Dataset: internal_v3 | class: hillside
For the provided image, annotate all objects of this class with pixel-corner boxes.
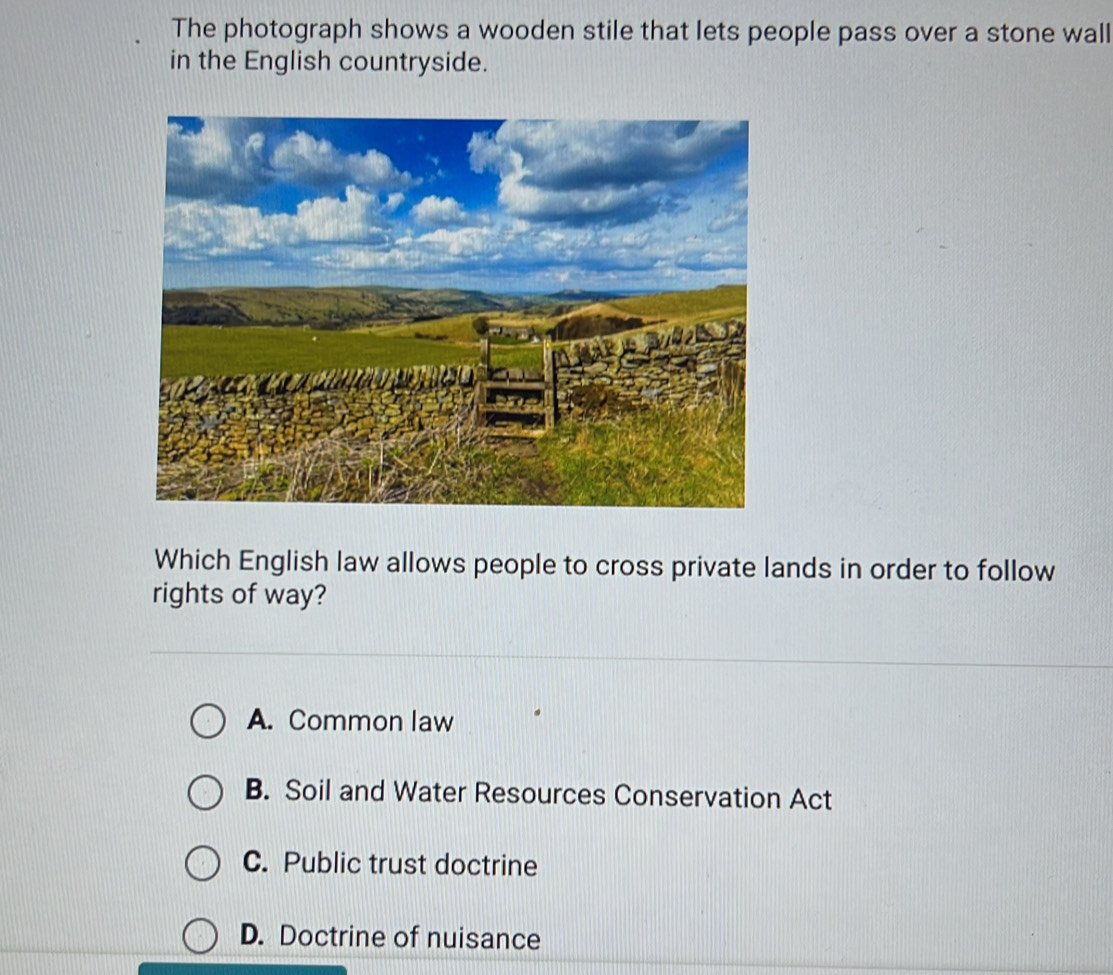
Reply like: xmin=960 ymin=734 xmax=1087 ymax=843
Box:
xmin=591 ymin=284 xmax=747 ymax=324
xmin=159 ymin=284 xmax=747 ymax=377
xmin=549 ymin=285 xmax=747 ymax=339
xmin=162 ymin=285 xmax=531 ymax=326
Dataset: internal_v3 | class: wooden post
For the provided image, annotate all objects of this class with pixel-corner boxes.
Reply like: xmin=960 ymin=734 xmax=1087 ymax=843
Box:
xmin=478 ymin=335 xmax=490 ymax=382
xmin=542 ymin=339 xmax=555 ymax=431
xmin=476 ymin=335 xmax=490 ymax=428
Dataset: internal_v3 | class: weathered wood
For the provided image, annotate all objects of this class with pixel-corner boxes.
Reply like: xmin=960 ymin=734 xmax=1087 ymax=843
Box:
xmin=482 ymin=380 xmax=548 ymax=392
xmin=542 ymin=339 xmax=555 ymax=430
xmin=478 ymin=337 xmax=490 ymax=379
xmin=481 ymin=403 xmax=548 ymax=416
xmin=475 ymin=336 xmax=557 ymax=436
xmin=485 ymin=426 xmax=546 ymax=439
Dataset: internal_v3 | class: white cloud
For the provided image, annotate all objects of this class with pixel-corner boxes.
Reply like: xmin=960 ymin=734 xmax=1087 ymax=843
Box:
xmin=166 ymin=120 xmax=419 ymax=205
xmin=164 ymin=200 xmax=269 ymax=256
xmin=290 ymin=188 xmax=384 ymax=241
xmin=166 ymin=118 xmax=270 ymax=200
xmin=468 ymin=120 xmax=747 ymax=225
xmin=707 ymin=170 xmax=748 ymax=232
xmin=313 ymin=247 xmax=420 ymax=271
xmin=411 ymin=195 xmax=467 ymax=226
xmin=416 ymin=226 xmax=495 ymax=257
xmin=502 ymin=178 xmax=666 ymax=225
xmin=314 ymin=226 xmax=500 ymax=274
xmin=708 ymin=200 xmax=748 ymax=233
xmin=164 ymin=186 xmax=388 ymax=256
xmin=164 ymin=119 xmax=747 ymax=289
xmin=270 ymin=131 xmax=416 ymax=190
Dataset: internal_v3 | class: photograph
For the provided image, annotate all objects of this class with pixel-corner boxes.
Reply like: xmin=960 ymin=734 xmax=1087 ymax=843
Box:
xmin=157 ymin=117 xmax=748 ymax=505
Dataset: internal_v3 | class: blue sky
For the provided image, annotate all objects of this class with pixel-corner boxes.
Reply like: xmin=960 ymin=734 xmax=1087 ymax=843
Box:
xmin=163 ymin=117 xmax=748 ymax=293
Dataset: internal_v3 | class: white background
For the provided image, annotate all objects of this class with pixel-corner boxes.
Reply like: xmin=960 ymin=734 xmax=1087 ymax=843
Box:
xmin=1 ymin=1 xmax=1111 ymax=972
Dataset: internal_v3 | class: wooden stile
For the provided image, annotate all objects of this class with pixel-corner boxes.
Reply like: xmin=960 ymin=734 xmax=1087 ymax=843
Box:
xmin=474 ymin=337 xmax=555 ymax=438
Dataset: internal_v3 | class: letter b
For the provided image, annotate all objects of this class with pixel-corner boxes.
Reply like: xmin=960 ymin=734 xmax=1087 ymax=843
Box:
xmin=246 ymin=777 xmax=264 ymax=800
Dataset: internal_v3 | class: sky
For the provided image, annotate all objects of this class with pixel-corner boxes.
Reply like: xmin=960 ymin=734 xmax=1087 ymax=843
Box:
xmin=163 ymin=117 xmax=748 ymax=293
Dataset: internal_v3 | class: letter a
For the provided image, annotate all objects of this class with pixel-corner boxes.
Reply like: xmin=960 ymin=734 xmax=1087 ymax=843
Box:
xmin=247 ymin=707 xmax=270 ymax=730
xmin=457 ymin=23 xmax=470 ymax=38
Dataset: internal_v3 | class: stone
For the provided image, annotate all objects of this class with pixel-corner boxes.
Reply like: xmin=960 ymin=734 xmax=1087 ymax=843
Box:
xmin=157 ymin=322 xmax=746 ymax=465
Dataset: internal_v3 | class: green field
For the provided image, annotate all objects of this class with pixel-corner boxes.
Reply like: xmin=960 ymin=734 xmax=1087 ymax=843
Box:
xmin=158 ymin=283 xmax=747 ymax=505
xmin=537 ymin=402 xmax=745 ymax=506
xmin=159 ymin=284 xmax=746 ymax=379
xmin=160 ymin=326 xmax=475 ymax=377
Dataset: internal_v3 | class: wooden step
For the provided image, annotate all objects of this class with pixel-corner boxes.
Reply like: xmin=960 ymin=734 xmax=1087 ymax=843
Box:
xmin=478 ymin=403 xmax=548 ymax=416
xmin=474 ymin=345 xmax=555 ymax=435
xmin=486 ymin=426 xmax=547 ymax=439
xmin=481 ymin=380 xmax=547 ymax=392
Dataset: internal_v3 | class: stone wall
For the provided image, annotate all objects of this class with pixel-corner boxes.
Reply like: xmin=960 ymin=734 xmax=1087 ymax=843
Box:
xmin=554 ymin=320 xmax=745 ymax=420
xmin=158 ymin=364 xmax=474 ymax=465
xmin=158 ymin=320 xmax=745 ymax=465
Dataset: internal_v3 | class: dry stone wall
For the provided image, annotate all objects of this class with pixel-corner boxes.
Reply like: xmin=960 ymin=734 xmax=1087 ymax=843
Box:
xmin=157 ymin=320 xmax=745 ymax=465
xmin=554 ymin=320 xmax=745 ymax=420
xmin=158 ymin=364 xmax=474 ymax=465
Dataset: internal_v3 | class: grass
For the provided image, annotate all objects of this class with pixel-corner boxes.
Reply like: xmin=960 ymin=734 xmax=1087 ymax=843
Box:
xmin=486 ymin=345 xmax=545 ymax=370
xmin=160 ymin=326 xmax=476 ymax=378
xmin=157 ymin=400 xmax=744 ymax=506
xmin=539 ymin=402 xmax=745 ymax=506
xmin=162 ymin=324 xmax=548 ymax=378
xmin=612 ymin=283 xmax=747 ymax=317
xmin=375 ymin=314 xmax=481 ymax=342
xmin=160 ymin=285 xmax=746 ymax=379
xmin=159 ymin=283 xmax=747 ymax=378
xmin=571 ymin=285 xmax=747 ymax=329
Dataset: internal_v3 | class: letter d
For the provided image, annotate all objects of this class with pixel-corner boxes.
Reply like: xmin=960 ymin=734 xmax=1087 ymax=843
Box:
xmin=241 ymin=922 xmax=260 ymax=945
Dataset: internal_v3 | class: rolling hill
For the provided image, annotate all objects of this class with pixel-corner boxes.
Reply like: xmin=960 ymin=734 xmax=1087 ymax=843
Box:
xmin=162 ymin=285 xmax=533 ymax=327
